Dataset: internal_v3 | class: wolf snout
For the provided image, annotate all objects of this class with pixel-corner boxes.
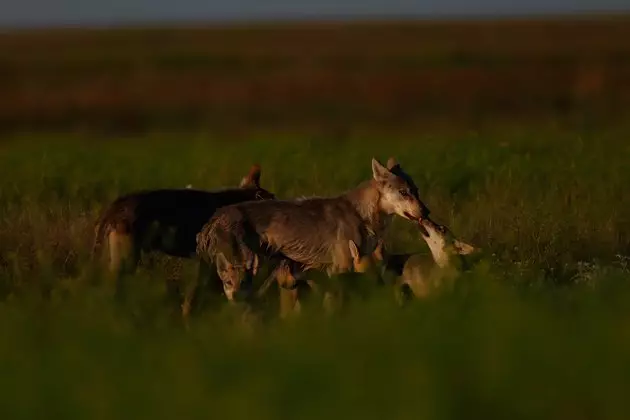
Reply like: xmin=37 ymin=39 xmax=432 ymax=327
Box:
xmin=231 ymin=288 xmax=253 ymax=303
xmin=404 ymin=205 xmax=429 ymax=222
xmin=414 ymin=203 xmax=431 ymax=221
xmin=228 ymin=279 xmax=254 ymax=302
xmin=403 ymin=211 xmax=418 ymax=221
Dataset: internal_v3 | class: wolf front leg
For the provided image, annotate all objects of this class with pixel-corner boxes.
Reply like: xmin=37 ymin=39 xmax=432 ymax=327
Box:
xmin=275 ymin=263 xmax=302 ymax=319
xmin=180 ymin=258 xmax=224 ymax=323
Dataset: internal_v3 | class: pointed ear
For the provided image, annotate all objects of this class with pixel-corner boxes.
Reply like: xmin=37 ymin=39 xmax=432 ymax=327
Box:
xmin=372 ymin=239 xmax=385 ymax=262
xmin=240 ymin=164 xmax=261 ymax=188
xmin=348 ymin=240 xmax=360 ymax=261
xmin=371 ymin=158 xmax=392 ymax=183
xmin=250 ymin=254 xmax=259 ymax=276
xmin=215 ymin=252 xmax=231 ymax=272
xmin=454 ymin=240 xmax=476 ymax=255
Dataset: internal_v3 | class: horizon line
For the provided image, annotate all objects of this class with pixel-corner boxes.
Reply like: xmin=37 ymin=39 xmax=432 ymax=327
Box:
xmin=1 ymin=9 xmax=630 ymax=32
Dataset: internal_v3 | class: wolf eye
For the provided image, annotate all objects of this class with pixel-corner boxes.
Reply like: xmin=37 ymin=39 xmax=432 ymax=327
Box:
xmin=399 ymin=189 xmax=410 ymax=197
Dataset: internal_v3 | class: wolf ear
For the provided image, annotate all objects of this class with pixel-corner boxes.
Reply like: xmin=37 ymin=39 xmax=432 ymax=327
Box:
xmin=348 ymin=240 xmax=360 ymax=261
xmin=371 ymin=158 xmax=393 ymax=183
xmin=248 ymin=253 xmax=259 ymax=276
xmin=215 ymin=252 xmax=231 ymax=272
xmin=240 ymin=164 xmax=262 ymax=188
xmin=454 ymin=240 xmax=476 ymax=255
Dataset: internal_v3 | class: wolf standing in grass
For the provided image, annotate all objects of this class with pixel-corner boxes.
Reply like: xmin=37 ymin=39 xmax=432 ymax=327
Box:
xmin=361 ymin=217 xmax=477 ymax=302
xmin=398 ymin=217 xmax=476 ymax=299
xmin=196 ymin=157 xmax=431 ymax=316
xmin=91 ymin=164 xmax=275 ymax=311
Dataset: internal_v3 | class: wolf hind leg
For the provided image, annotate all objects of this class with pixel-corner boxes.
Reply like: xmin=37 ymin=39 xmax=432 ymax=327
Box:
xmin=181 ymin=259 xmax=206 ymax=322
xmin=107 ymin=231 xmax=140 ymax=301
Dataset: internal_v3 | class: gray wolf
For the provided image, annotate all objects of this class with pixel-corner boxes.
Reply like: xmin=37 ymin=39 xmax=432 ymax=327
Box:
xmin=370 ymin=217 xmax=477 ymax=302
xmin=196 ymin=157 xmax=431 ymax=316
xmin=91 ymin=164 xmax=275 ymax=308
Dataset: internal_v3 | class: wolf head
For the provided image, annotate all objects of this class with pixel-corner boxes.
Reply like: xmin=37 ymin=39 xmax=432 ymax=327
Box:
xmin=239 ymin=164 xmax=276 ymax=201
xmin=419 ymin=218 xmax=475 ymax=268
xmin=215 ymin=251 xmax=259 ymax=302
xmin=371 ymin=157 xmax=430 ymax=222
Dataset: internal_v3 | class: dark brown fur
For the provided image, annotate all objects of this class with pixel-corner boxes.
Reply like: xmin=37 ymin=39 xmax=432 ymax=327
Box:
xmin=91 ymin=164 xmax=275 ymax=316
xmin=94 ymin=186 xmax=272 ymax=259
xmin=92 ymin=164 xmax=273 ymax=264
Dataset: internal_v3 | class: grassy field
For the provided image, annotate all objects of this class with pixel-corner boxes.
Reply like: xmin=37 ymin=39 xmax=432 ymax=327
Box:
xmin=2 ymin=17 xmax=630 ymax=420
xmin=2 ymin=128 xmax=630 ymax=419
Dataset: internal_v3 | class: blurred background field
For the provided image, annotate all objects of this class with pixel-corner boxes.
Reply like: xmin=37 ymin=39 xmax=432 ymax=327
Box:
xmin=1 ymin=17 xmax=630 ymax=134
xmin=2 ymin=16 xmax=630 ymax=419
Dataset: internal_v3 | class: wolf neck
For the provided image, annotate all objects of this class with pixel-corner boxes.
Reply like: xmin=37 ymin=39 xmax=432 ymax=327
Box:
xmin=429 ymin=246 xmax=465 ymax=271
xmin=431 ymin=249 xmax=452 ymax=269
xmin=342 ymin=180 xmax=391 ymax=234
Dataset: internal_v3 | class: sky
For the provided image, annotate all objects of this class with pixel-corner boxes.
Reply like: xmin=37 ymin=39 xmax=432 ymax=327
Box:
xmin=1 ymin=0 xmax=629 ymax=28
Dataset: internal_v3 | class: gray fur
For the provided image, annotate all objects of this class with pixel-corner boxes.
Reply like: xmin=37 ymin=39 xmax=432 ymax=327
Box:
xmin=197 ymin=157 xmax=431 ymax=302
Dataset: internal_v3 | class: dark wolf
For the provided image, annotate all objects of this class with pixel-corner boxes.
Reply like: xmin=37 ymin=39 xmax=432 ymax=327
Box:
xmin=91 ymin=164 xmax=275 ymax=310
xmin=196 ymin=157 xmax=431 ymax=315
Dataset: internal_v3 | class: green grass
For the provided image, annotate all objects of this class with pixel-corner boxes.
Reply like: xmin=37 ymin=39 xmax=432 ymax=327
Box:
xmin=1 ymin=124 xmax=630 ymax=419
